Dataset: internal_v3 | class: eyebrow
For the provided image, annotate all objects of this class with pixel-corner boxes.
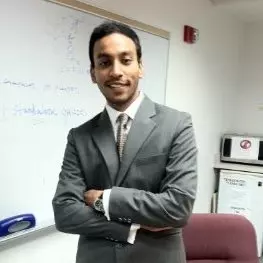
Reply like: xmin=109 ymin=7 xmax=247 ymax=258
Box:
xmin=96 ymin=53 xmax=110 ymax=59
xmin=96 ymin=51 xmax=134 ymax=59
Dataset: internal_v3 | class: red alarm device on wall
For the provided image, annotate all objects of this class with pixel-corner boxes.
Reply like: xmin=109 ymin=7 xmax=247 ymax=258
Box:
xmin=184 ymin=25 xmax=199 ymax=44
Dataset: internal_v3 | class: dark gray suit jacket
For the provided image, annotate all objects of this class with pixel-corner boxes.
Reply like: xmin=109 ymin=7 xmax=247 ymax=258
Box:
xmin=52 ymin=96 xmax=198 ymax=263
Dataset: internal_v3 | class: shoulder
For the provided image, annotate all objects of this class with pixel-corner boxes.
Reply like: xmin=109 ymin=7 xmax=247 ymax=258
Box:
xmin=153 ymin=102 xmax=192 ymax=125
xmin=152 ymin=103 xmax=196 ymax=147
xmin=69 ymin=112 xmax=102 ymax=137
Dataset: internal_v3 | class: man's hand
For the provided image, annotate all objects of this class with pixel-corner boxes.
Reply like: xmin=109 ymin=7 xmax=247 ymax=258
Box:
xmin=141 ymin=225 xmax=172 ymax=232
xmin=84 ymin=189 xmax=103 ymax=207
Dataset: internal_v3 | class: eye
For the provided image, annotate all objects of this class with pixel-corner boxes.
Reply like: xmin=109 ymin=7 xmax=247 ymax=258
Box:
xmin=122 ymin=58 xmax=132 ymax=65
xmin=98 ymin=60 xmax=111 ymax=68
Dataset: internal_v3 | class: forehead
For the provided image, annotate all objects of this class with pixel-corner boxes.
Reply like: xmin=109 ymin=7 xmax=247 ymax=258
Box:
xmin=93 ymin=33 xmax=137 ymax=57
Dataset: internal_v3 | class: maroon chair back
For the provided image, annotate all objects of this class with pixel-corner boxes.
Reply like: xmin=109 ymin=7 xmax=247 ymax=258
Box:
xmin=182 ymin=213 xmax=259 ymax=263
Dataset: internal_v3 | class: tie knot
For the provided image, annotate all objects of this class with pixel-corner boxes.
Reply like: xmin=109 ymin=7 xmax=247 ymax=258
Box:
xmin=117 ymin=113 xmax=129 ymax=126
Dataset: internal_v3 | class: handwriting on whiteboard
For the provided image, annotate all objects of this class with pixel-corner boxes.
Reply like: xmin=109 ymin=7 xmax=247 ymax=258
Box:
xmin=49 ymin=15 xmax=87 ymax=74
xmin=1 ymin=78 xmax=79 ymax=94
xmin=13 ymin=104 xmax=87 ymax=118
xmin=13 ymin=104 xmax=58 ymax=117
xmin=0 ymin=76 xmax=90 ymax=127
xmin=2 ymin=79 xmax=36 ymax=89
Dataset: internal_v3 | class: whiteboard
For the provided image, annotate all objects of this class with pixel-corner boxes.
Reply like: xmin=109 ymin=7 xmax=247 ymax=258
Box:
xmin=0 ymin=0 xmax=169 ymax=241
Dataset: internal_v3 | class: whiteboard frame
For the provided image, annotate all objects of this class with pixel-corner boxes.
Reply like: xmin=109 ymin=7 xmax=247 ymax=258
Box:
xmin=0 ymin=224 xmax=56 ymax=248
xmin=46 ymin=0 xmax=170 ymax=39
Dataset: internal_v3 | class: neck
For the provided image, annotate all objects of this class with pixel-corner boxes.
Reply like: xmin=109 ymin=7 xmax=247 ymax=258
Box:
xmin=109 ymin=91 xmax=140 ymax=112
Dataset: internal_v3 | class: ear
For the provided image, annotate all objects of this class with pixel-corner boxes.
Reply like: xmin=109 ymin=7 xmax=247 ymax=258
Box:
xmin=90 ymin=66 xmax=97 ymax=83
xmin=138 ymin=61 xmax=144 ymax=79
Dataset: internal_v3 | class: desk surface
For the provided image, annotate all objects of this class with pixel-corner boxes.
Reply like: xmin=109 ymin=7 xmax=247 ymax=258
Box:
xmin=214 ymin=154 xmax=263 ymax=174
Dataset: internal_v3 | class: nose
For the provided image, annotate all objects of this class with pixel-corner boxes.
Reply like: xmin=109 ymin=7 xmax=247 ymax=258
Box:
xmin=109 ymin=61 xmax=123 ymax=78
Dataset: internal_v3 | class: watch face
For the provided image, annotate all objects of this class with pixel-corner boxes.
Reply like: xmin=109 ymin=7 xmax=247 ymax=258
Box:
xmin=94 ymin=198 xmax=104 ymax=212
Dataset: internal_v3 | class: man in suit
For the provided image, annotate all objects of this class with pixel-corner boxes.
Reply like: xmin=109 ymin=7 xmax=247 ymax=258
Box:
xmin=52 ymin=21 xmax=198 ymax=263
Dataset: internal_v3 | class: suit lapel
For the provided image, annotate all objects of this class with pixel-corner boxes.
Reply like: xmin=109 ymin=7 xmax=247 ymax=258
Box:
xmin=91 ymin=110 xmax=119 ymax=185
xmin=115 ymin=97 xmax=157 ymax=186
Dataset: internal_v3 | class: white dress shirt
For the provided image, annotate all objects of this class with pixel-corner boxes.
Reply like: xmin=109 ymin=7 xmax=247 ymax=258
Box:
xmin=103 ymin=91 xmax=144 ymax=244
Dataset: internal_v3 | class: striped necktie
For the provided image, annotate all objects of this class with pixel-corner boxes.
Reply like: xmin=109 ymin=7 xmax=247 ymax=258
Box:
xmin=116 ymin=113 xmax=129 ymax=160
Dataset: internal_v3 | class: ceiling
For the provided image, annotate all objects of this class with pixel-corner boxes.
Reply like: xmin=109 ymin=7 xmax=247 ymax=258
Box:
xmin=81 ymin=0 xmax=263 ymax=24
xmin=210 ymin=0 xmax=263 ymax=22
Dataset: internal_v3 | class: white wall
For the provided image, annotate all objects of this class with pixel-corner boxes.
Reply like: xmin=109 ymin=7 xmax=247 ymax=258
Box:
xmin=0 ymin=0 xmax=243 ymax=262
xmin=231 ymin=22 xmax=263 ymax=135
xmin=165 ymin=10 xmax=243 ymax=212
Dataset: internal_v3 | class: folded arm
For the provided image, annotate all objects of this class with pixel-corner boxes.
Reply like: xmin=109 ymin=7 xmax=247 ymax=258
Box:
xmin=108 ymin=113 xmax=198 ymax=228
xmin=52 ymin=129 xmax=130 ymax=242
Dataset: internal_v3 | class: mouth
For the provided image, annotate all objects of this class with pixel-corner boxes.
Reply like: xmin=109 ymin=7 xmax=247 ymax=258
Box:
xmin=106 ymin=82 xmax=129 ymax=89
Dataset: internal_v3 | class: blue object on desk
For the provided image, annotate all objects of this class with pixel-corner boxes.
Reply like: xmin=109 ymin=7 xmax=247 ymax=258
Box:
xmin=0 ymin=214 xmax=36 ymax=237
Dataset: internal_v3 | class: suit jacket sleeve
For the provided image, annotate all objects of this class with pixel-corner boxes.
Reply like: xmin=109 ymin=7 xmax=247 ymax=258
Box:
xmin=109 ymin=113 xmax=198 ymax=228
xmin=52 ymin=129 xmax=130 ymax=242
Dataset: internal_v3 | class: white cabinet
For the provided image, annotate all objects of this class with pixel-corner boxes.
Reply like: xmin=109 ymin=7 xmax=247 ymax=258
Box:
xmin=217 ymin=169 xmax=263 ymax=257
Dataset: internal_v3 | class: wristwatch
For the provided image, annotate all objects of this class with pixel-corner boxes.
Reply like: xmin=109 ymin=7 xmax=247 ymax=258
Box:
xmin=93 ymin=194 xmax=104 ymax=213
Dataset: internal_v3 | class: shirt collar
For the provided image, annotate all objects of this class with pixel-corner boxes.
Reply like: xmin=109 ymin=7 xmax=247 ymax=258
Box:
xmin=106 ymin=92 xmax=144 ymax=126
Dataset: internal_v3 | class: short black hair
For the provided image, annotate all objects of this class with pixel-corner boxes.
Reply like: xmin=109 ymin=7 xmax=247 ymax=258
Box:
xmin=89 ymin=21 xmax=142 ymax=68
